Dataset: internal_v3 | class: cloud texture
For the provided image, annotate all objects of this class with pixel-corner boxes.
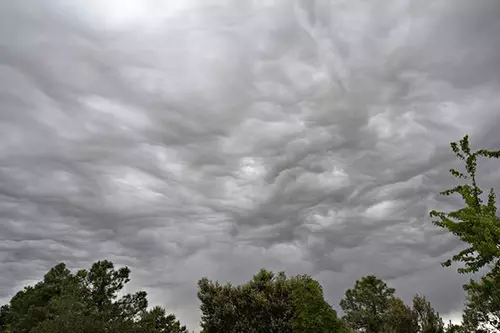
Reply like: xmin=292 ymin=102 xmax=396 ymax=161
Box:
xmin=1 ymin=0 xmax=500 ymax=329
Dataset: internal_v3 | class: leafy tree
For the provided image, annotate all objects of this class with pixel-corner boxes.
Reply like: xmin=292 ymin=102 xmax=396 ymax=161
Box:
xmin=431 ymin=135 xmax=500 ymax=331
xmin=340 ymin=276 xmax=445 ymax=333
xmin=289 ymin=275 xmax=345 ymax=333
xmin=412 ymin=295 xmax=445 ymax=333
xmin=383 ymin=298 xmax=419 ymax=333
xmin=197 ymin=269 xmax=343 ymax=333
xmin=30 ymin=299 xmax=111 ymax=333
xmin=136 ymin=306 xmax=188 ymax=333
xmin=4 ymin=263 xmax=77 ymax=332
xmin=461 ymin=263 xmax=500 ymax=332
xmin=76 ymin=260 xmax=135 ymax=314
xmin=0 ymin=260 xmax=186 ymax=333
xmin=0 ymin=305 xmax=10 ymax=332
xmin=198 ymin=278 xmax=240 ymax=333
xmin=444 ymin=321 xmax=463 ymax=333
xmin=430 ymin=134 xmax=500 ymax=274
xmin=339 ymin=275 xmax=397 ymax=333
xmin=34 ymin=261 xmax=148 ymax=333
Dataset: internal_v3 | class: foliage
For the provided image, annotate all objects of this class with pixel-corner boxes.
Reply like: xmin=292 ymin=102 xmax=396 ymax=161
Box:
xmin=430 ymin=135 xmax=500 ymax=274
xmin=430 ymin=134 xmax=500 ymax=331
xmin=382 ymin=298 xmax=419 ymax=333
xmin=4 ymin=263 xmax=77 ymax=332
xmin=340 ymin=275 xmax=400 ymax=332
xmin=197 ymin=269 xmax=344 ymax=333
xmin=0 ymin=260 xmax=186 ymax=333
xmin=340 ymin=276 xmax=447 ymax=333
xmin=289 ymin=275 xmax=345 ymax=333
xmin=412 ymin=295 xmax=445 ymax=333
xmin=444 ymin=322 xmax=463 ymax=333
xmin=0 ymin=305 xmax=10 ymax=332
xmin=461 ymin=263 xmax=500 ymax=332
xmin=136 ymin=306 xmax=189 ymax=333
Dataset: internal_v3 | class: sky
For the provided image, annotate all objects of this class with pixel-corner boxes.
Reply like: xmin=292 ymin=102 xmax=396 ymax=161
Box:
xmin=1 ymin=0 xmax=500 ymax=330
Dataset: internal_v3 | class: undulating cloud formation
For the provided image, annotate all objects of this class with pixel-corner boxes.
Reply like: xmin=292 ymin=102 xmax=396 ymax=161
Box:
xmin=1 ymin=0 xmax=500 ymax=329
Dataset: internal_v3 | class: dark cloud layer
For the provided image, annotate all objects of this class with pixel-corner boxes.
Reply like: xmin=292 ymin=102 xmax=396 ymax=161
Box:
xmin=2 ymin=0 xmax=500 ymax=329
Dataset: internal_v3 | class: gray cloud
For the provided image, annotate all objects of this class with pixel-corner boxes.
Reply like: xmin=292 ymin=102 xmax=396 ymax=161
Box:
xmin=1 ymin=0 xmax=500 ymax=329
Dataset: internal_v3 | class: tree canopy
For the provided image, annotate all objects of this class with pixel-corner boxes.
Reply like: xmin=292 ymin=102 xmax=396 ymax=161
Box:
xmin=0 ymin=261 xmax=186 ymax=333
xmin=430 ymin=135 xmax=500 ymax=331
xmin=430 ymin=135 xmax=500 ymax=274
xmin=340 ymin=275 xmax=397 ymax=332
xmin=197 ymin=269 xmax=347 ymax=333
xmin=339 ymin=276 xmax=445 ymax=333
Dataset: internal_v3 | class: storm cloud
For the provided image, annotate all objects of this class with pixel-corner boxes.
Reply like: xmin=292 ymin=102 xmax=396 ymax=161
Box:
xmin=2 ymin=0 xmax=500 ymax=329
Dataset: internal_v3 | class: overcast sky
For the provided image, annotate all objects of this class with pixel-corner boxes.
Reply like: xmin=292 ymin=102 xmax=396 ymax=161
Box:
xmin=1 ymin=0 xmax=500 ymax=330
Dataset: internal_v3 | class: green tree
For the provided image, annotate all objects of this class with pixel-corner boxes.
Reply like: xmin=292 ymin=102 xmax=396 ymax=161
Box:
xmin=197 ymin=278 xmax=240 ymax=333
xmin=30 ymin=299 xmax=111 ymax=333
xmin=339 ymin=275 xmax=397 ymax=333
xmin=340 ymin=277 xmax=443 ymax=333
xmin=430 ymin=134 xmax=500 ymax=274
xmin=383 ymin=298 xmax=419 ymax=333
xmin=197 ymin=269 xmax=343 ymax=333
xmin=136 ymin=306 xmax=188 ymax=333
xmin=0 ymin=260 xmax=186 ymax=333
xmin=76 ymin=260 xmax=137 ymax=314
xmin=289 ymin=275 xmax=344 ymax=333
xmin=444 ymin=321 xmax=463 ymax=333
xmin=412 ymin=295 xmax=445 ymax=333
xmin=430 ymin=135 xmax=500 ymax=330
xmin=0 ymin=305 xmax=10 ymax=332
xmin=4 ymin=263 xmax=77 ymax=332
xmin=461 ymin=263 xmax=500 ymax=331
xmin=33 ymin=261 xmax=148 ymax=333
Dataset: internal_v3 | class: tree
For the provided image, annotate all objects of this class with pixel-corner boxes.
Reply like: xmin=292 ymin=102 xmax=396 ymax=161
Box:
xmin=289 ymin=275 xmax=345 ymax=333
xmin=76 ymin=260 xmax=137 ymax=314
xmin=197 ymin=269 xmax=344 ymax=333
xmin=430 ymin=135 xmax=500 ymax=331
xmin=461 ymin=263 xmax=500 ymax=332
xmin=4 ymin=263 xmax=77 ymax=333
xmin=0 ymin=305 xmax=10 ymax=332
xmin=339 ymin=275 xmax=397 ymax=332
xmin=444 ymin=321 xmax=463 ymax=333
xmin=412 ymin=295 xmax=445 ymax=333
xmin=29 ymin=299 xmax=112 ymax=333
xmin=136 ymin=306 xmax=188 ymax=333
xmin=383 ymin=298 xmax=419 ymax=333
xmin=430 ymin=134 xmax=500 ymax=274
xmin=34 ymin=261 xmax=148 ymax=333
xmin=197 ymin=278 xmax=240 ymax=333
xmin=340 ymin=276 xmax=444 ymax=333
xmin=0 ymin=260 xmax=187 ymax=333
